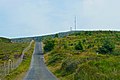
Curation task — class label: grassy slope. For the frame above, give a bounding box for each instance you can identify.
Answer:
[4,41,35,80]
[44,31,120,80]
[0,39,29,64]
[0,37,34,80]
[0,37,11,43]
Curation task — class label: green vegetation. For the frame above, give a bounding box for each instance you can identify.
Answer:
[0,37,35,80]
[75,41,84,51]
[4,41,34,80]
[43,38,55,52]
[98,39,115,54]
[44,31,120,80]
[0,38,29,64]
[0,37,11,43]
[55,34,59,38]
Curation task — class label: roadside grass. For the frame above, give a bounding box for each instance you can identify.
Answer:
[0,42,29,63]
[4,41,35,80]
[44,31,120,80]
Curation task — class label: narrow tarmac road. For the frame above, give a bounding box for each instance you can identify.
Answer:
[24,42,57,80]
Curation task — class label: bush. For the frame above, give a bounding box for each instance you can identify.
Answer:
[44,39,55,52]
[84,31,92,36]
[61,59,78,76]
[55,34,59,38]
[47,53,63,65]
[75,41,84,51]
[63,43,67,49]
[112,50,120,55]
[87,44,94,49]
[74,63,108,80]
[98,39,115,54]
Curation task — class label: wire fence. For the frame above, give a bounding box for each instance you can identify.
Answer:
[0,40,34,80]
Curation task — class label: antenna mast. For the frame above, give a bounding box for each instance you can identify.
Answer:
[70,27,72,31]
[74,16,77,31]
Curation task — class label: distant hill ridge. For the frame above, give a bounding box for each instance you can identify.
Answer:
[11,31,120,43]
[0,37,11,43]
[11,31,76,42]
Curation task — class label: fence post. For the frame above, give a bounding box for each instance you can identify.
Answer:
[8,59,11,74]
[7,61,9,74]
[4,62,6,76]
[0,65,1,76]
[12,60,14,70]
[11,60,13,70]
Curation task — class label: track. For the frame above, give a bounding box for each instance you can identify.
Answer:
[24,42,57,80]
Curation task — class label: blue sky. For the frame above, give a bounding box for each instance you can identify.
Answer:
[0,0,120,38]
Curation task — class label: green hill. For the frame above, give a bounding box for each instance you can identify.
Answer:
[0,37,11,43]
[11,31,75,42]
[43,31,120,80]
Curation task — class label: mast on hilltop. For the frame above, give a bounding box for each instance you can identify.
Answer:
[74,16,77,31]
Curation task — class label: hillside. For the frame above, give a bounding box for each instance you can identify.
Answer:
[0,38,28,63]
[0,37,11,43]
[0,37,35,80]
[43,31,120,80]
[11,31,75,42]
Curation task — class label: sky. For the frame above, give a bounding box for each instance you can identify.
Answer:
[0,0,120,38]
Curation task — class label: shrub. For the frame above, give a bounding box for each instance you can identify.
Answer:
[84,31,92,36]
[55,34,59,38]
[47,53,63,65]
[44,39,55,52]
[61,59,78,76]
[112,50,120,55]
[87,44,94,49]
[98,39,115,54]
[75,41,84,51]
[63,43,67,49]
[74,63,108,80]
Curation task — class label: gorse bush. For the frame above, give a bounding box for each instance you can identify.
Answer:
[44,39,55,52]
[47,53,63,65]
[98,39,115,54]
[112,50,120,55]
[75,41,84,51]
[61,59,78,76]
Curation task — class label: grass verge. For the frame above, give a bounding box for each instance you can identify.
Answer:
[4,41,35,80]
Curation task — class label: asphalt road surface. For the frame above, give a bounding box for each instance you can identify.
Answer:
[24,42,57,80]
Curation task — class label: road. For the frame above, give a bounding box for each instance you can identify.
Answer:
[24,42,57,80]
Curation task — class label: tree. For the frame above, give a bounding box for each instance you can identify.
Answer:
[98,39,115,54]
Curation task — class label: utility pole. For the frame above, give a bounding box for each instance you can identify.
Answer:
[74,16,77,31]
